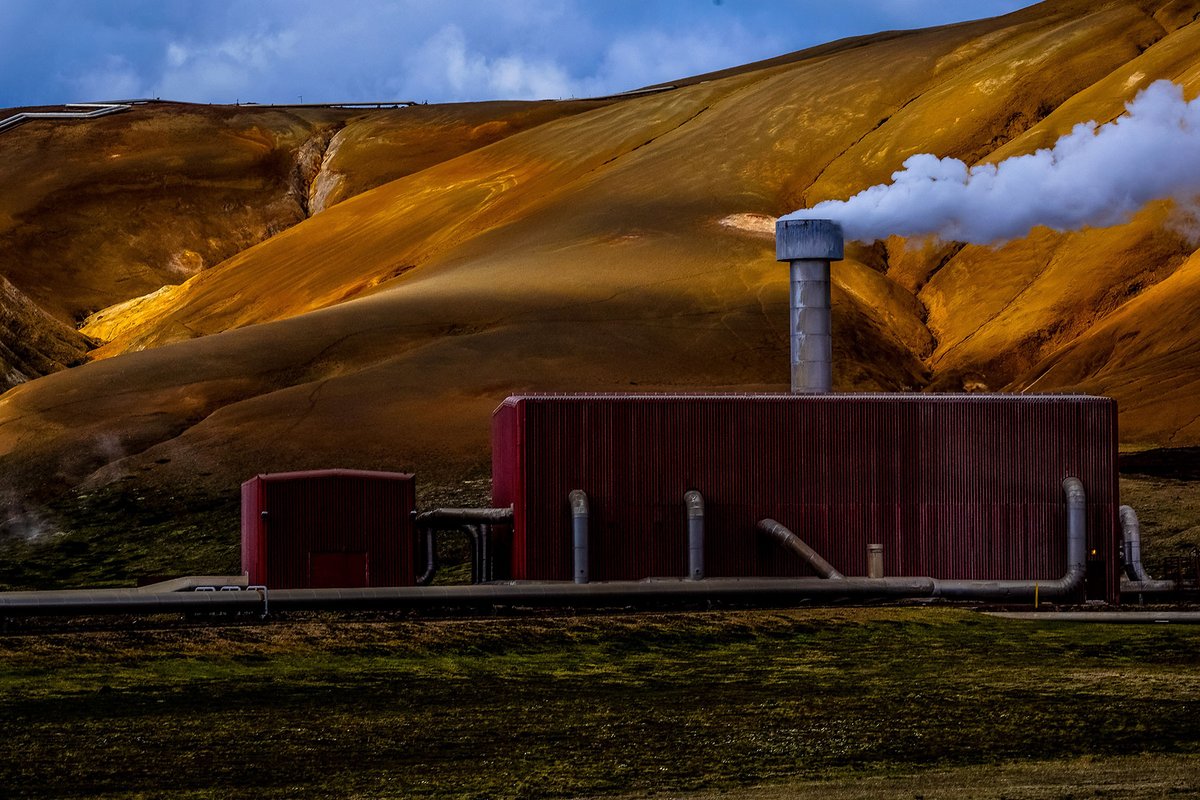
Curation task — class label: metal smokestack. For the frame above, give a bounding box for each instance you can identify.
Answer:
[775,219,844,393]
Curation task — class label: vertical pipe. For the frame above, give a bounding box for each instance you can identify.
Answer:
[867,543,884,579]
[461,524,481,584]
[570,490,589,584]
[416,527,437,585]
[1120,505,1152,582]
[775,219,844,394]
[684,490,704,580]
[1063,477,1086,579]
[789,261,832,393]
[481,524,492,582]
[479,524,490,583]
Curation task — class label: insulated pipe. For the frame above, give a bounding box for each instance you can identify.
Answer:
[416,527,437,585]
[417,524,481,584]
[0,578,938,617]
[0,103,132,135]
[685,490,705,580]
[933,477,1086,602]
[759,478,1086,602]
[412,508,513,585]
[1121,579,1178,594]
[757,519,844,579]
[1117,506,1174,593]
[471,524,494,583]
[462,524,482,584]
[775,219,844,394]
[413,507,514,525]
[570,490,589,584]
[475,525,487,584]
[482,524,494,583]
[1118,503,1176,597]
[257,578,940,611]
[1119,505,1154,582]
[990,611,1200,625]
[0,587,268,616]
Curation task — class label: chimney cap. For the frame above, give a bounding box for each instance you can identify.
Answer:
[776,218,844,262]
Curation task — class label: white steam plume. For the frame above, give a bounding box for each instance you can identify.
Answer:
[782,80,1200,244]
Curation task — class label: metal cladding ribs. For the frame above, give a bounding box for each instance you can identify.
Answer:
[491,393,1121,601]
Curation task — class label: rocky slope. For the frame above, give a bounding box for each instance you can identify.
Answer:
[1,0,1200,537]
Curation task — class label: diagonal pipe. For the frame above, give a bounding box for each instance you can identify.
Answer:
[758,477,1088,602]
[757,518,843,579]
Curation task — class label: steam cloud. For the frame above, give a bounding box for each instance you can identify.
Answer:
[0,491,56,543]
[782,80,1200,244]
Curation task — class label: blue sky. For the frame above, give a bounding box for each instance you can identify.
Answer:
[0,1,1036,107]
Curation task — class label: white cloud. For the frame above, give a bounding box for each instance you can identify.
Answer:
[152,30,298,102]
[397,17,774,103]
[404,24,572,101]
[490,55,572,100]
[70,55,146,101]
[578,24,777,96]
[165,43,188,69]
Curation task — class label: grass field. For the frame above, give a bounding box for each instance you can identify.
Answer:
[1,608,1198,798]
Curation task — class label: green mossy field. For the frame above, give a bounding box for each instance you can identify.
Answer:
[1,609,1199,798]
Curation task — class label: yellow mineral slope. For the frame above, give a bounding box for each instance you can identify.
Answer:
[2,0,1200,505]
[0,98,600,382]
[0,102,344,323]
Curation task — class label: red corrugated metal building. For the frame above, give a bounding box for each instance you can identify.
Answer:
[242,469,417,588]
[492,394,1120,602]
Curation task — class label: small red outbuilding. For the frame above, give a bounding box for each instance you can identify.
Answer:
[241,469,417,589]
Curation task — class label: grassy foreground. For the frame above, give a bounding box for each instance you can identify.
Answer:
[1,608,1198,798]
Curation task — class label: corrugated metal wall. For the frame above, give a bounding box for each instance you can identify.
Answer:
[241,469,417,588]
[491,394,1120,601]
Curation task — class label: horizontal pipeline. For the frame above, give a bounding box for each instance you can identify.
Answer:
[990,612,1200,625]
[1121,579,1178,594]
[413,507,513,525]
[0,578,936,618]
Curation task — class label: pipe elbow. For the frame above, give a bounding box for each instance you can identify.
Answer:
[569,489,589,518]
[1061,563,1086,590]
[1119,505,1138,530]
[1119,504,1153,582]
[684,490,704,519]
[757,518,788,544]
[1062,477,1085,506]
